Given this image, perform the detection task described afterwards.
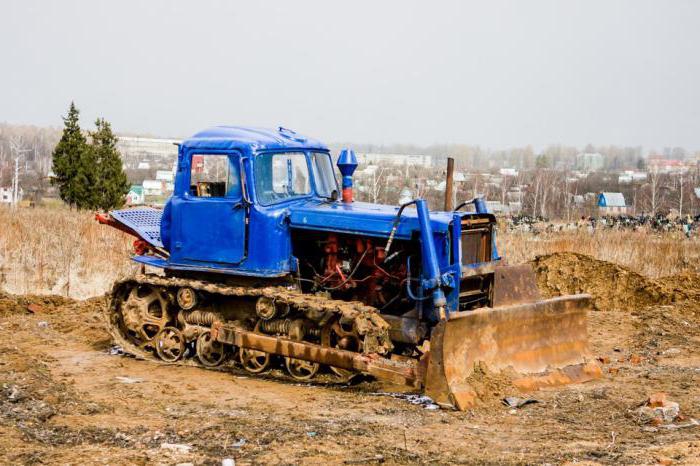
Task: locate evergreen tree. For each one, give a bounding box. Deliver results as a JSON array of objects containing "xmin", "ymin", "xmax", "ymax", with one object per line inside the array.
[
  {"xmin": 90, "ymin": 118, "xmax": 129, "ymax": 210},
  {"xmin": 51, "ymin": 102, "xmax": 87, "ymax": 208}
]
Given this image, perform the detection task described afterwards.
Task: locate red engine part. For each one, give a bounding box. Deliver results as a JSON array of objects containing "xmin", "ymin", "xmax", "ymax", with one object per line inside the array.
[{"xmin": 319, "ymin": 233, "xmax": 405, "ymax": 308}]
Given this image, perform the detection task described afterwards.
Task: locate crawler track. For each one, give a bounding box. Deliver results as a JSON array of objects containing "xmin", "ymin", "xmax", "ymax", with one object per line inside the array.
[{"xmin": 104, "ymin": 274, "xmax": 393, "ymax": 378}]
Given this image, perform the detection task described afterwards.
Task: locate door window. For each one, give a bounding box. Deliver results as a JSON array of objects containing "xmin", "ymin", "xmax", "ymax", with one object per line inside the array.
[{"xmin": 190, "ymin": 154, "xmax": 241, "ymax": 198}]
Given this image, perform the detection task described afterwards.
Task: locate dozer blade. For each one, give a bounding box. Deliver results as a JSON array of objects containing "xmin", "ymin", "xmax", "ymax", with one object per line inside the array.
[{"xmin": 423, "ymin": 294, "xmax": 602, "ymax": 410}]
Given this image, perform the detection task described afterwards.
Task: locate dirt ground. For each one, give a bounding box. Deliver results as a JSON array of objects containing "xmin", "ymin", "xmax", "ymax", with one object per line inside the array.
[{"xmin": 1, "ymin": 253, "xmax": 699, "ymax": 465}]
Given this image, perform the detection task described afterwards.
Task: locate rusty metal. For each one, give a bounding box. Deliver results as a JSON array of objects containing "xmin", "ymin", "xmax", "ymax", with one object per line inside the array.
[
  {"xmin": 444, "ymin": 157, "xmax": 455, "ymax": 211},
  {"xmin": 176, "ymin": 287, "xmax": 198, "ymax": 310},
  {"xmin": 155, "ymin": 326, "xmax": 186, "ymax": 362},
  {"xmin": 195, "ymin": 330, "xmax": 227, "ymax": 367},
  {"xmin": 255, "ymin": 296, "xmax": 278, "ymax": 320},
  {"xmin": 121, "ymin": 285, "xmax": 170, "ymax": 346},
  {"xmin": 381, "ymin": 314, "xmax": 427, "ymax": 345},
  {"xmin": 423, "ymin": 294, "xmax": 601, "ymax": 410},
  {"xmin": 492, "ymin": 264, "xmax": 541, "ymax": 307},
  {"xmin": 212, "ymin": 322, "xmax": 419, "ymax": 386}
]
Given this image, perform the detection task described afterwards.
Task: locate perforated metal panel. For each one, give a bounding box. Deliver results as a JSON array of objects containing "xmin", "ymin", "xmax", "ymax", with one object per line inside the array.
[{"xmin": 111, "ymin": 208, "xmax": 164, "ymax": 248}]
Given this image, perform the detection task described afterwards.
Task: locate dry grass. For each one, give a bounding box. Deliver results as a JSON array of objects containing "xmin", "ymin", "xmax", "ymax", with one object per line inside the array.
[
  {"xmin": 498, "ymin": 227, "xmax": 700, "ymax": 278},
  {"xmin": 0, "ymin": 206, "xmax": 135, "ymax": 298},
  {"xmin": 1, "ymin": 207, "xmax": 697, "ymax": 299}
]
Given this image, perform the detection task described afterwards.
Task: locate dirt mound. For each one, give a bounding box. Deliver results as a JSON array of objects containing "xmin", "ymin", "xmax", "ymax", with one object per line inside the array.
[
  {"xmin": 530, "ymin": 252, "xmax": 678, "ymax": 311},
  {"xmin": 0, "ymin": 292, "xmax": 74, "ymax": 316}
]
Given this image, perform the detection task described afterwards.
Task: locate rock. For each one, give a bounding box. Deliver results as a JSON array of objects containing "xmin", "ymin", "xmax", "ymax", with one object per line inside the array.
[
  {"xmin": 222, "ymin": 459, "xmax": 235, "ymax": 466},
  {"xmin": 37, "ymin": 321, "xmax": 49, "ymax": 328},
  {"xmin": 115, "ymin": 376, "xmax": 143, "ymax": 384},
  {"xmin": 160, "ymin": 443, "xmax": 192, "ymax": 454},
  {"xmin": 27, "ymin": 303, "xmax": 44, "ymax": 313},
  {"xmin": 638, "ymin": 402, "xmax": 680, "ymax": 424},
  {"xmin": 629, "ymin": 354, "xmax": 642, "ymax": 364},
  {"xmin": 648, "ymin": 392, "xmax": 667, "ymax": 408}
]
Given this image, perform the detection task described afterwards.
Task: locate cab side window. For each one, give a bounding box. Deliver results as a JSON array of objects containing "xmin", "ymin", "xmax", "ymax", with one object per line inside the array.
[{"xmin": 190, "ymin": 154, "xmax": 241, "ymax": 198}]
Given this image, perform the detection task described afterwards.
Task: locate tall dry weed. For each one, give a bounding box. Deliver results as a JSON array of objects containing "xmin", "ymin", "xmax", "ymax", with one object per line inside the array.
[{"xmin": 0, "ymin": 206, "xmax": 136, "ymax": 298}]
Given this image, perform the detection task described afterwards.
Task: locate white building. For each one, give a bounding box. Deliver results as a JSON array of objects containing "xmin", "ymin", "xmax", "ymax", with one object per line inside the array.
[
  {"xmin": 618, "ymin": 170, "xmax": 647, "ymax": 184},
  {"xmin": 156, "ymin": 170, "xmax": 175, "ymax": 182},
  {"xmin": 143, "ymin": 179, "xmax": 164, "ymax": 196},
  {"xmin": 117, "ymin": 136, "xmax": 180, "ymax": 170},
  {"xmin": 499, "ymin": 168, "xmax": 519, "ymax": 177},
  {"xmin": 597, "ymin": 192, "xmax": 629, "ymax": 215},
  {"xmin": 576, "ymin": 153, "xmax": 605, "ymax": 172},
  {"xmin": 356, "ymin": 153, "xmax": 432, "ymax": 168},
  {"xmin": 0, "ymin": 187, "xmax": 22, "ymax": 204}
]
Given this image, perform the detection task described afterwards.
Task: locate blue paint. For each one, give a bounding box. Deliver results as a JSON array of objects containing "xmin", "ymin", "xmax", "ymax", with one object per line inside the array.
[{"xmin": 336, "ymin": 148, "xmax": 358, "ymax": 194}]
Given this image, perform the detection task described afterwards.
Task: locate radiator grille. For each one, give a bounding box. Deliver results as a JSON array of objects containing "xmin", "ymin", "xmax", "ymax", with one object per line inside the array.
[{"xmin": 460, "ymin": 227, "xmax": 491, "ymax": 265}]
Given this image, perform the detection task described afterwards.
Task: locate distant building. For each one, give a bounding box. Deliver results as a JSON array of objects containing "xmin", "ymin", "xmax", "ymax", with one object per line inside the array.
[
  {"xmin": 398, "ymin": 187, "xmax": 413, "ymax": 204},
  {"xmin": 646, "ymin": 157, "xmax": 689, "ymax": 174},
  {"xmin": 618, "ymin": 170, "xmax": 647, "ymax": 184},
  {"xmin": 576, "ymin": 153, "xmax": 605, "ymax": 172},
  {"xmin": 597, "ymin": 192, "xmax": 628, "ymax": 215},
  {"xmin": 156, "ymin": 170, "xmax": 175, "ymax": 182},
  {"xmin": 356, "ymin": 153, "xmax": 432, "ymax": 168},
  {"xmin": 117, "ymin": 136, "xmax": 180, "ymax": 170},
  {"xmin": 0, "ymin": 187, "xmax": 22, "ymax": 204},
  {"xmin": 126, "ymin": 185, "xmax": 145, "ymax": 205},
  {"xmin": 499, "ymin": 168, "xmax": 519, "ymax": 177},
  {"xmin": 142, "ymin": 179, "xmax": 164, "ymax": 196}
]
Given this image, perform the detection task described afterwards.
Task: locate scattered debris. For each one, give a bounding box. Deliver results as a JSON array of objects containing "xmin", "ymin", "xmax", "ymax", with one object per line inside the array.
[
  {"xmin": 231, "ymin": 438, "xmax": 246, "ymax": 448},
  {"xmin": 160, "ymin": 443, "xmax": 192, "ymax": 454},
  {"xmin": 637, "ymin": 392, "xmax": 681, "ymax": 425},
  {"xmin": 115, "ymin": 376, "xmax": 143, "ymax": 384},
  {"xmin": 221, "ymin": 459, "xmax": 235, "ymax": 466},
  {"xmin": 502, "ymin": 397, "xmax": 539, "ymax": 409},
  {"xmin": 37, "ymin": 321, "xmax": 49, "ymax": 329},
  {"xmin": 306, "ymin": 431, "xmax": 317, "ymax": 438},
  {"xmin": 371, "ymin": 392, "xmax": 441, "ymax": 410},
  {"xmin": 3, "ymin": 384, "xmax": 27, "ymax": 403}
]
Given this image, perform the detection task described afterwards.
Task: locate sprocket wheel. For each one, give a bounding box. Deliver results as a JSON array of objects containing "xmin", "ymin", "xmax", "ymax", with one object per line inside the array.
[{"xmin": 119, "ymin": 284, "xmax": 171, "ymax": 349}]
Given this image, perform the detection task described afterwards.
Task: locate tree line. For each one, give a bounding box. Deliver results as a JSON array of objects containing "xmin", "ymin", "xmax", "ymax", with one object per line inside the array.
[{"xmin": 51, "ymin": 102, "xmax": 128, "ymax": 210}]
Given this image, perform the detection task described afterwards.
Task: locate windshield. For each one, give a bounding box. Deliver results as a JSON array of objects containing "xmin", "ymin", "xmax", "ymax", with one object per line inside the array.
[
  {"xmin": 254, "ymin": 152, "xmax": 311, "ymax": 205},
  {"xmin": 311, "ymin": 152, "xmax": 338, "ymax": 199}
]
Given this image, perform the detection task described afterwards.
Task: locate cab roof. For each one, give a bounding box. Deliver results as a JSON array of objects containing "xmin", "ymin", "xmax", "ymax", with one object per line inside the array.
[{"xmin": 182, "ymin": 126, "xmax": 328, "ymax": 153}]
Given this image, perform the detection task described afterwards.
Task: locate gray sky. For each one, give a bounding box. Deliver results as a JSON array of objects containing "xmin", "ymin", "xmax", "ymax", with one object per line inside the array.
[{"xmin": 1, "ymin": 0, "xmax": 699, "ymax": 150}]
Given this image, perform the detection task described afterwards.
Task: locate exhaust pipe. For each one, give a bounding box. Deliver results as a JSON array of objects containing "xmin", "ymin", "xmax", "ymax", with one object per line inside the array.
[
  {"xmin": 444, "ymin": 157, "xmax": 454, "ymax": 211},
  {"xmin": 337, "ymin": 149, "xmax": 358, "ymax": 203}
]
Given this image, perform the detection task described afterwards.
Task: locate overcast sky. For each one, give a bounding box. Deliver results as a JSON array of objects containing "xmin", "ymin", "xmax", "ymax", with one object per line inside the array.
[{"xmin": 1, "ymin": 1, "xmax": 699, "ymax": 150}]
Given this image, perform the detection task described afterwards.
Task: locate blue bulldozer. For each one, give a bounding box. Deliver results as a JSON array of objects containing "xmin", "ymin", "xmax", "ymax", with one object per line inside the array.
[{"xmin": 98, "ymin": 126, "xmax": 600, "ymax": 410}]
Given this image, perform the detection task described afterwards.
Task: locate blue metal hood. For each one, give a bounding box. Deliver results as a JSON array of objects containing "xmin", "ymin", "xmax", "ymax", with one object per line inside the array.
[{"xmin": 288, "ymin": 200, "xmax": 454, "ymax": 240}]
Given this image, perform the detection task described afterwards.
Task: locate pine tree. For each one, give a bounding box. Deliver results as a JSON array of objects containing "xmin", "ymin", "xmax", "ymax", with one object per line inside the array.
[
  {"xmin": 91, "ymin": 118, "xmax": 129, "ymax": 210},
  {"xmin": 51, "ymin": 102, "xmax": 87, "ymax": 208}
]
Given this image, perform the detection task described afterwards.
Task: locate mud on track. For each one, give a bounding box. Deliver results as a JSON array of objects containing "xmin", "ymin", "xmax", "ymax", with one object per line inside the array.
[{"xmin": 1, "ymin": 253, "xmax": 699, "ymax": 465}]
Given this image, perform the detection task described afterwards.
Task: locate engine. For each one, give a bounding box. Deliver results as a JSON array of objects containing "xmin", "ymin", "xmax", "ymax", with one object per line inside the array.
[{"xmin": 294, "ymin": 232, "xmax": 416, "ymax": 314}]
